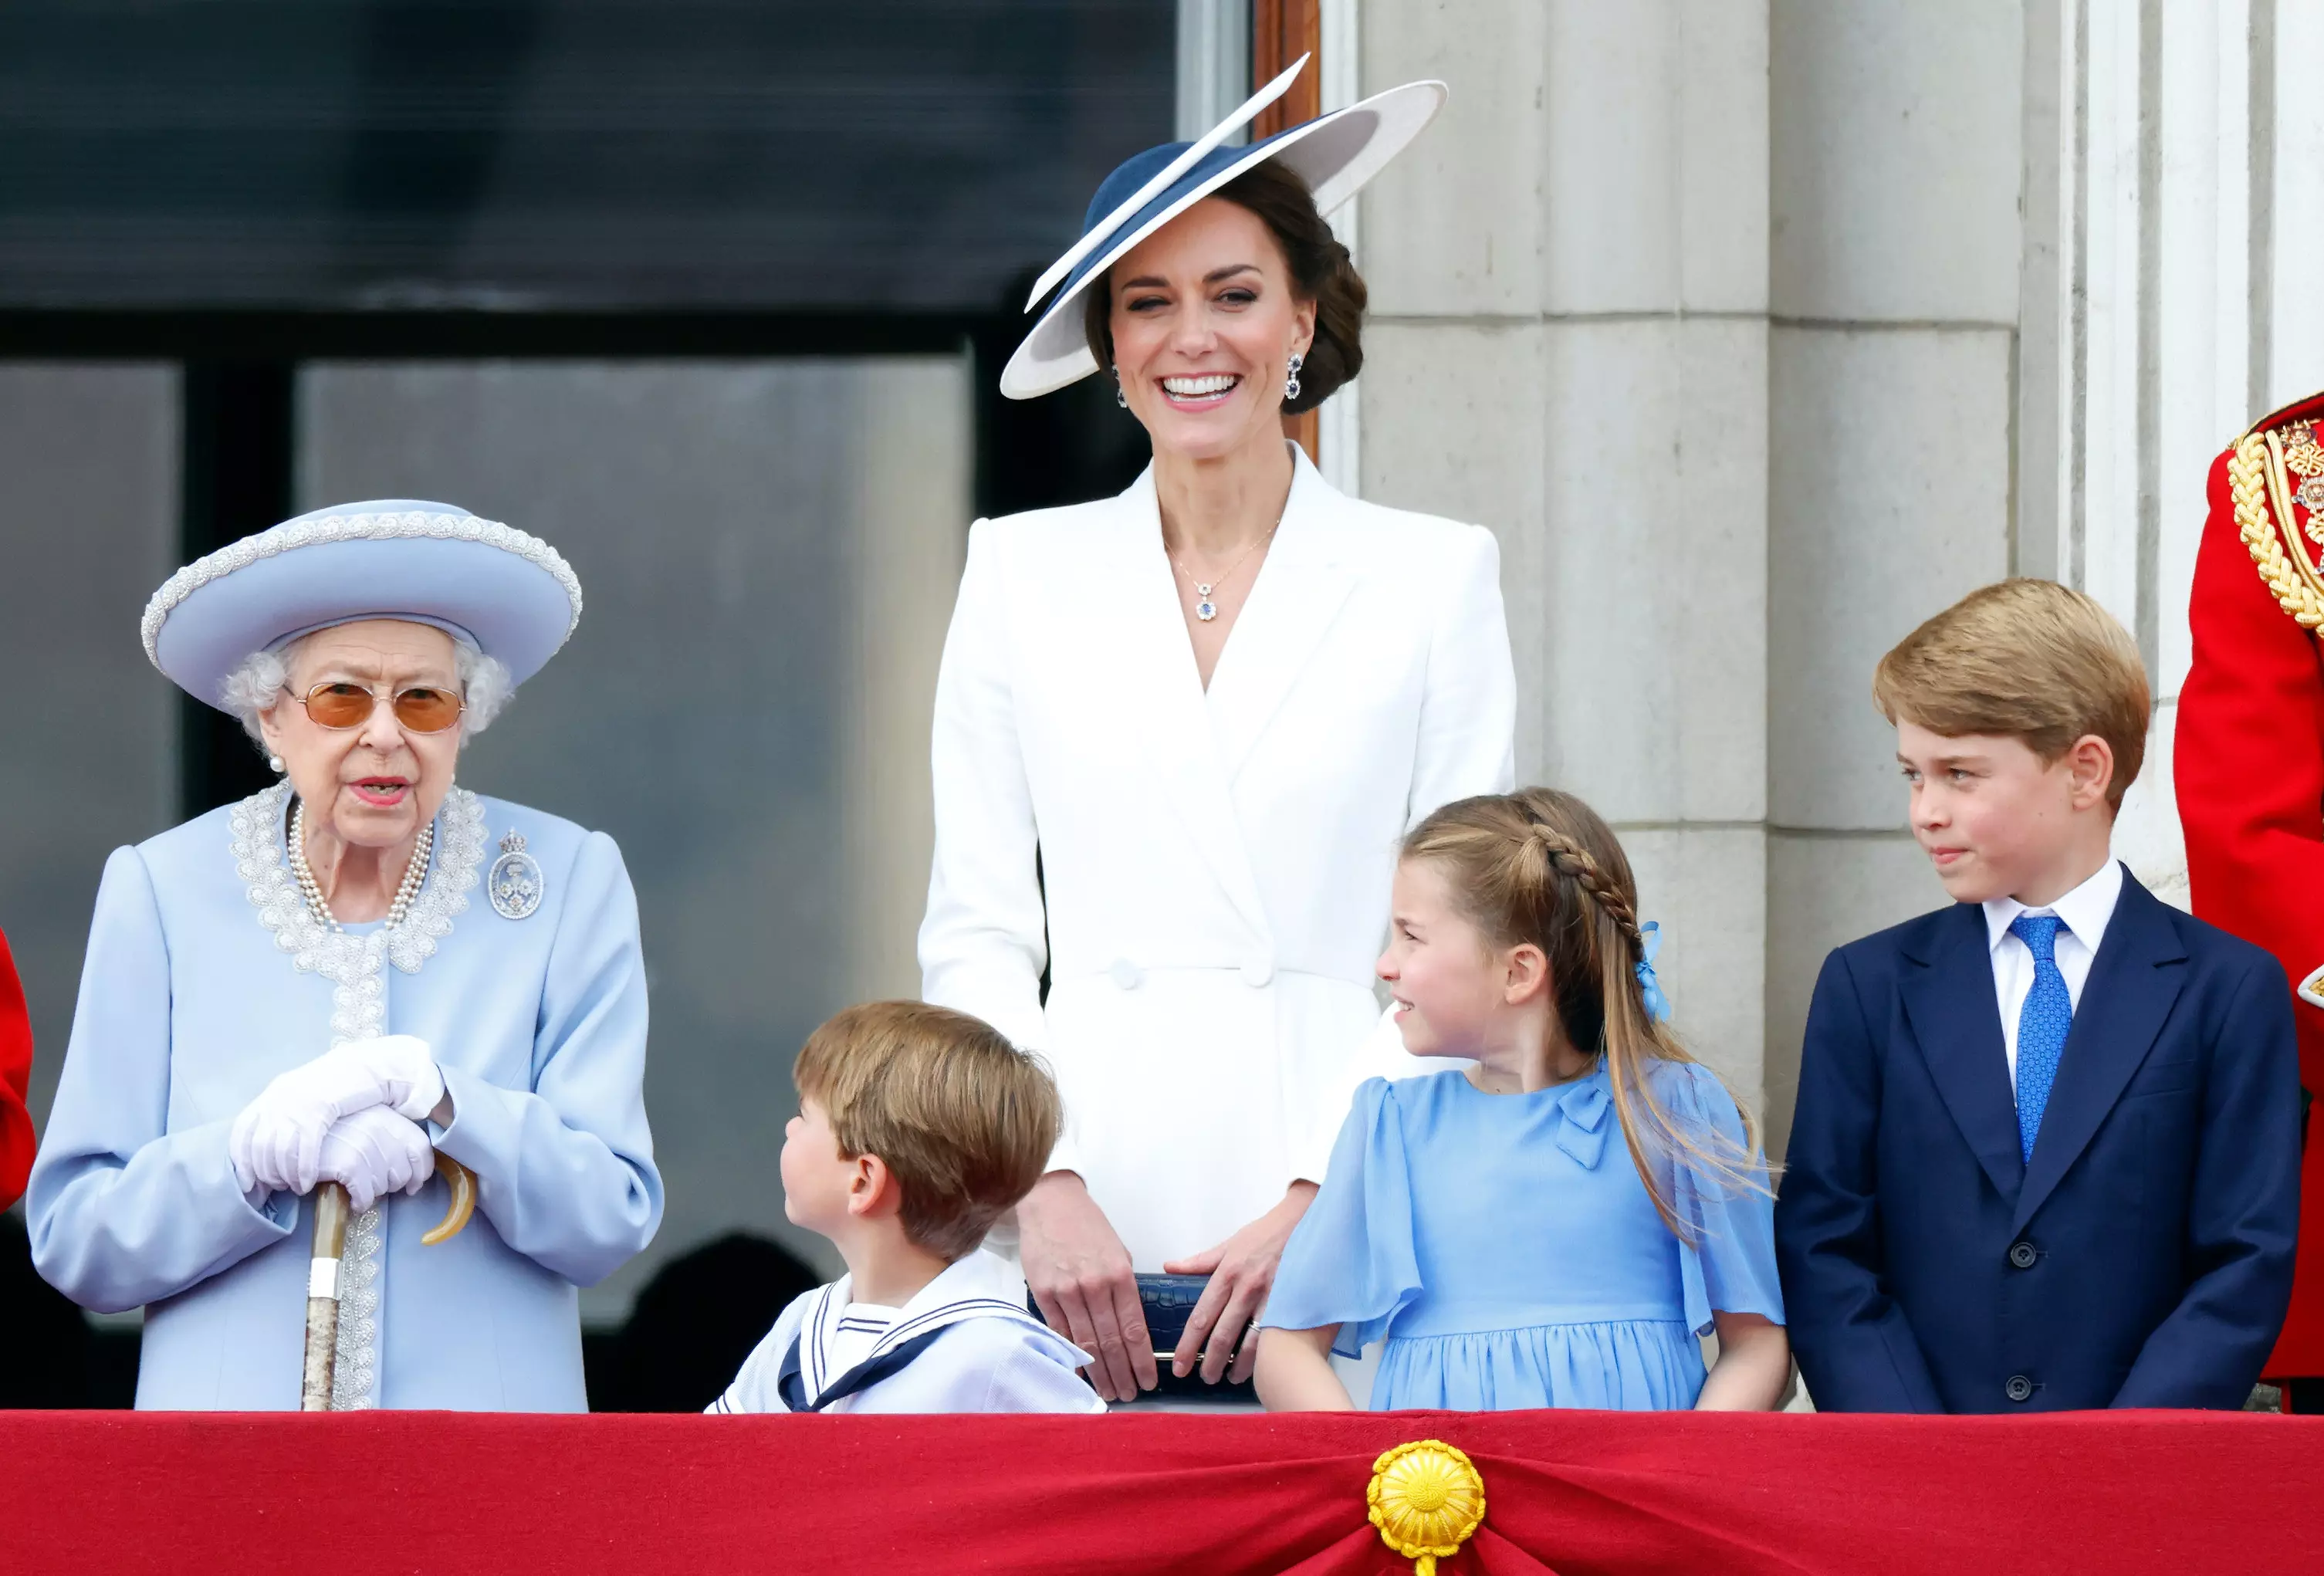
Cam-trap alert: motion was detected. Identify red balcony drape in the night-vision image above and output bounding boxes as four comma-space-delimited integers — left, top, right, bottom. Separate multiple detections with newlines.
3, 1407, 2318, 1574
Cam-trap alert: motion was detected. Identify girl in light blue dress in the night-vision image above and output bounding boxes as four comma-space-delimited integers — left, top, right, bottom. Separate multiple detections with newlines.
1254, 787, 1788, 1412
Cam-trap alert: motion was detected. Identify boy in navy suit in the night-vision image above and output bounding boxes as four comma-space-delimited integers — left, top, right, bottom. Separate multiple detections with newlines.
1775, 579, 2300, 1411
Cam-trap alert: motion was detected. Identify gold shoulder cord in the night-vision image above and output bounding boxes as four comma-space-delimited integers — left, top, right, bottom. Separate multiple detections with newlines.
2233, 429, 2324, 638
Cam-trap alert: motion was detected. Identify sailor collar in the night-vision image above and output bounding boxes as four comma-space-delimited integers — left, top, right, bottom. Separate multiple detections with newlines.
787, 1253, 1051, 1411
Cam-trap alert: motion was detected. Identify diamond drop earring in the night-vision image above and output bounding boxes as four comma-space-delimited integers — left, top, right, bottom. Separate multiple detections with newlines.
1284, 351, 1304, 404
1115, 370, 1128, 408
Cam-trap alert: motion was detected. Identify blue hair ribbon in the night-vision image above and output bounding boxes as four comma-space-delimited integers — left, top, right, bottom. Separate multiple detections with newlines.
1634, 920, 1671, 1023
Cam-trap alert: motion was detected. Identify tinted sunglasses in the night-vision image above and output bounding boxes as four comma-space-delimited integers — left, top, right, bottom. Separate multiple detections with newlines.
286, 681, 465, 733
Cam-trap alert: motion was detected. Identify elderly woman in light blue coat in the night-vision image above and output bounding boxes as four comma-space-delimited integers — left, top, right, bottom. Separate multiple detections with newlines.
27, 502, 661, 1410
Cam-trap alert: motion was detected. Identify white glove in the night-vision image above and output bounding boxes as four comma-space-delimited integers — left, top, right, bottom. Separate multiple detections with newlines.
228, 1035, 444, 1196
332, 1034, 448, 1123
315, 1106, 435, 1215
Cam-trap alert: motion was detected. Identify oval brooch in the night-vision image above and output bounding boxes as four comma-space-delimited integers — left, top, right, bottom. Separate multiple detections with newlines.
489, 829, 545, 920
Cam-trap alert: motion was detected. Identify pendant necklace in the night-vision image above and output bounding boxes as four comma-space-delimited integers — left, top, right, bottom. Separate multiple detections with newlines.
1168, 516, 1280, 622
289, 798, 434, 933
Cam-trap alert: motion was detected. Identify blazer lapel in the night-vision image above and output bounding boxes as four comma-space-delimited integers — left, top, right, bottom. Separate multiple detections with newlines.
2012, 871, 2188, 1233
1897, 904, 2025, 1203
1206, 447, 1358, 783
1100, 470, 1274, 943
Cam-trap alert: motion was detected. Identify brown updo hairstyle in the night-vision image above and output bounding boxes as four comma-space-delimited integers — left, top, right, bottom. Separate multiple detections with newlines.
1401, 788, 1771, 1242
1082, 159, 1367, 415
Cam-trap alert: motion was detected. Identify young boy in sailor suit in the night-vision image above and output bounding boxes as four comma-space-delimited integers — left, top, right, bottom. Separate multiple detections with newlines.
710, 1002, 1102, 1414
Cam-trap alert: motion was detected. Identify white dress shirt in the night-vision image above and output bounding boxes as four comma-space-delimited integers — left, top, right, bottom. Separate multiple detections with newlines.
1982, 858, 2125, 1093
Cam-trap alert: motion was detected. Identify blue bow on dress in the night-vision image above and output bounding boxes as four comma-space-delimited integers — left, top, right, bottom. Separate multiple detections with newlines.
1635, 920, 1671, 1024
1553, 1078, 1611, 1169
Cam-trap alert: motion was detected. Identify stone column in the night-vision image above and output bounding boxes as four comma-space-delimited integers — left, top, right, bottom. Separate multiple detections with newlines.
1761, 2, 2025, 1153
1355, 0, 1774, 1111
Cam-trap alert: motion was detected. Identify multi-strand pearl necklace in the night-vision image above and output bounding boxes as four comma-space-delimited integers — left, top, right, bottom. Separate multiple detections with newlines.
289, 799, 433, 933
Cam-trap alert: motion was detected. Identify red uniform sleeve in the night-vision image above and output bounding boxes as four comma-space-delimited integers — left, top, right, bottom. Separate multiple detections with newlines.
2178, 444, 2324, 1091
0, 925, 32, 1210
2176, 432, 2324, 1377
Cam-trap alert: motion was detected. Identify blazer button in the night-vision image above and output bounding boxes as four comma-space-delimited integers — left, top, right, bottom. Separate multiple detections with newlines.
2004, 1375, 2035, 1403
2008, 1241, 2038, 1270
1108, 958, 1144, 990
1240, 954, 1275, 988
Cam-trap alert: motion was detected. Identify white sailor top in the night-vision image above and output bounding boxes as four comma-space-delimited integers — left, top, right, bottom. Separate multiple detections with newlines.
709, 1251, 1104, 1415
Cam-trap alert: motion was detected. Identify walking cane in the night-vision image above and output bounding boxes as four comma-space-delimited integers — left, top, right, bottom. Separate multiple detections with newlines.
300, 1153, 477, 1410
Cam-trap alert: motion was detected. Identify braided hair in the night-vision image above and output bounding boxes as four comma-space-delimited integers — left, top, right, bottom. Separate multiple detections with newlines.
1401, 788, 1768, 1240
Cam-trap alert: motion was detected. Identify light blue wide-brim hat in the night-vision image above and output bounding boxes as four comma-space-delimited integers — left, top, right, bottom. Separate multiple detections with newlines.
142, 500, 584, 712
999, 55, 1446, 401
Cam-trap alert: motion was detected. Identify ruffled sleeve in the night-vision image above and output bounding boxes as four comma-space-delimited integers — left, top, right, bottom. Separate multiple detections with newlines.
1257, 1077, 1421, 1358
1655, 1061, 1785, 1338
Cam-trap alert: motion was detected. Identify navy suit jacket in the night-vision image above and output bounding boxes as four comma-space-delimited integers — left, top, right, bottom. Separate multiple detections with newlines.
1774, 868, 2301, 1412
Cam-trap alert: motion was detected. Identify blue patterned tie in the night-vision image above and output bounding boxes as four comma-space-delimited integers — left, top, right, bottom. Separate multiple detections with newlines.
2009, 914, 2072, 1162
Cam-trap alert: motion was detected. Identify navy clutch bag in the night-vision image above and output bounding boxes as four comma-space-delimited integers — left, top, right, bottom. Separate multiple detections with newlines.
1132, 1273, 1211, 1359
1029, 1272, 1258, 1403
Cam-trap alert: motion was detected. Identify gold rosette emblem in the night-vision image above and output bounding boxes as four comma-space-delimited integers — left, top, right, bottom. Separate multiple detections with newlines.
1367, 1439, 1487, 1575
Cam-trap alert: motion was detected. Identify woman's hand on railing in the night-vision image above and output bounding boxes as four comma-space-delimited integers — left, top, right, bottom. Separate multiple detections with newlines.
1163, 1179, 1318, 1385
1019, 1170, 1154, 1402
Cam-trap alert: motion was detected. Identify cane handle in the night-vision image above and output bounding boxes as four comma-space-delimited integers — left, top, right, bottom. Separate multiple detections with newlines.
423, 1152, 476, 1246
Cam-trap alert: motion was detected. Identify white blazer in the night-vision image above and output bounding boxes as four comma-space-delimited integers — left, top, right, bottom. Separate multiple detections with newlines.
920, 445, 1515, 1268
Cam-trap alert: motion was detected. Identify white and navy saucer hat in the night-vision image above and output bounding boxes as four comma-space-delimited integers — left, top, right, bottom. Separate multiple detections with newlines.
141, 500, 584, 710
1000, 55, 1446, 401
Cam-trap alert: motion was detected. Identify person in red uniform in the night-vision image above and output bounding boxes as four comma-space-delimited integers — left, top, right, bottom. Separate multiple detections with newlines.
2177, 390, 2324, 1408
0, 925, 32, 1209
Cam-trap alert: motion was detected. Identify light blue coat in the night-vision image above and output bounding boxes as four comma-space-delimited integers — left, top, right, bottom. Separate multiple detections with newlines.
26, 783, 662, 1411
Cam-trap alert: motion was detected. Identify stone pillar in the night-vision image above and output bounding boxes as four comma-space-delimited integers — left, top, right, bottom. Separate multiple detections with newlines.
1355, 0, 1774, 1111
1761, 2, 2025, 1152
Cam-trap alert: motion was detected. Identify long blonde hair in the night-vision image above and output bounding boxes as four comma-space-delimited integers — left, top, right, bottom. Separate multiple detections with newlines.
1402, 787, 1768, 1240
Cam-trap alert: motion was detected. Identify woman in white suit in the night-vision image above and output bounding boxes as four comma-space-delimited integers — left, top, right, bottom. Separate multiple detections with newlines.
921, 60, 1514, 1402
